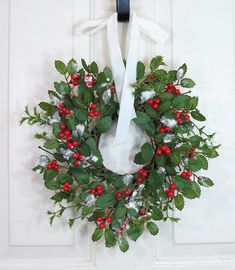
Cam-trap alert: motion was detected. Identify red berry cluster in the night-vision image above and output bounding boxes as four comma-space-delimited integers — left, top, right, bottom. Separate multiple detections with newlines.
155, 144, 172, 156
72, 152, 84, 167
58, 103, 70, 116
136, 169, 148, 184
147, 97, 161, 109
96, 215, 112, 230
165, 182, 177, 198
166, 82, 181, 95
89, 184, 104, 196
63, 181, 71, 192
116, 188, 131, 199
160, 126, 171, 133
58, 124, 79, 150
70, 73, 81, 86
181, 171, 193, 183
46, 159, 59, 171
149, 73, 156, 79
175, 111, 190, 124
188, 146, 197, 159
88, 103, 100, 118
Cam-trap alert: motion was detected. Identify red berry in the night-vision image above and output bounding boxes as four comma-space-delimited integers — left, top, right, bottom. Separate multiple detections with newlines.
72, 141, 78, 147
58, 132, 65, 139
67, 143, 73, 149
90, 103, 97, 110
71, 73, 81, 80
58, 103, 65, 109
78, 154, 84, 160
165, 127, 171, 132
149, 73, 156, 79
53, 165, 59, 171
66, 135, 72, 142
137, 177, 143, 184
175, 89, 181, 95
152, 103, 159, 109
122, 223, 127, 229
111, 87, 116, 94
184, 114, 190, 120
59, 123, 66, 130
176, 118, 183, 124
96, 216, 103, 223
123, 188, 130, 196
106, 216, 112, 223
63, 182, 70, 192
51, 159, 57, 165
168, 191, 174, 198
74, 160, 80, 167
94, 111, 100, 117
141, 170, 148, 177
90, 188, 96, 194
147, 99, 154, 105
155, 98, 161, 104
161, 145, 167, 151
97, 189, 103, 196
181, 172, 187, 178
187, 171, 192, 177
99, 223, 105, 229
160, 127, 165, 133
72, 80, 79, 86
64, 130, 70, 136
72, 153, 79, 159
47, 164, 52, 169
165, 148, 171, 155
156, 149, 163, 155
170, 183, 177, 191
139, 209, 146, 216
165, 188, 170, 193
138, 169, 144, 175
88, 111, 95, 117
175, 111, 181, 118
96, 185, 103, 191
116, 192, 122, 199
192, 146, 197, 151
64, 109, 70, 115
168, 82, 173, 88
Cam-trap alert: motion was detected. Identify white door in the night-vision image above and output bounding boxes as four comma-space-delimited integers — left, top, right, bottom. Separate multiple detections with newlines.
0, 0, 235, 269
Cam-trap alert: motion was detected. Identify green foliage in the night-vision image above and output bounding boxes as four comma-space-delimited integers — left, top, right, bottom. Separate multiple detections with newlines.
20, 56, 219, 252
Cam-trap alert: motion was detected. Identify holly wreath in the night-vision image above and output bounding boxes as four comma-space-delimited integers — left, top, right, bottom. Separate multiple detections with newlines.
20, 56, 219, 252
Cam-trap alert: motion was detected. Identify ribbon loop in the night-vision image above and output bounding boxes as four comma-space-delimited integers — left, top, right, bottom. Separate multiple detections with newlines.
74, 11, 169, 144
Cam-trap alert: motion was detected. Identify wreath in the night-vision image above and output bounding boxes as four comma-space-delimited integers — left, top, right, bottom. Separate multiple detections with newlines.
20, 56, 219, 252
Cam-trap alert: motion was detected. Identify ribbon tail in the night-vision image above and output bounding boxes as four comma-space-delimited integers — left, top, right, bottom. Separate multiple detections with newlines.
114, 11, 139, 145
73, 18, 108, 36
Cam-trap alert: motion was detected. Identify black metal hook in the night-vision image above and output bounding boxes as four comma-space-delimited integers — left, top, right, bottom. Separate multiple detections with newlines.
116, 0, 130, 22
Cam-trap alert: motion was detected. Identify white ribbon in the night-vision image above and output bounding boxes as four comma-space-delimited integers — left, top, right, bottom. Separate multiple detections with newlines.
74, 11, 169, 144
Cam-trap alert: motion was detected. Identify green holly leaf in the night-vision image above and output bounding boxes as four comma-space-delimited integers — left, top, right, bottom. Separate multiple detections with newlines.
55, 60, 67, 75
169, 151, 181, 165
189, 135, 202, 147
105, 229, 116, 247
172, 95, 190, 109
96, 116, 112, 133
150, 56, 165, 71
103, 67, 112, 81
174, 175, 189, 189
140, 143, 154, 163
151, 206, 163, 220
51, 192, 64, 202
158, 100, 171, 112
67, 59, 77, 75
134, 111, 151, 125
45, 180, 60, 190
137, 61, 145, 80
38, 102, 56, 115
147, 222, 159, 236
127, 221, 144, 241
202, 147, 219, 158
52, 123, 61, 137
191, 110, 206, 121
81, 58, 90, 72
148, 171, 164, 189
44, 139, 60, 149
158, 92, 174, 101
188, 158, 202, 171
54, 81, 71, 95
174, 194, 184, 210
96, 194, 115, 208
114, 203, 127, 219
198, 177, 214, 187
180, 78, 195, 88
43, 169, 58, 181
128, 208, 139, 218
92, 228, 103, 241
118, 238, 129, 252
197, 155, 208, 170
81, 205, 94, 219
90, 61, 98, 75
182, 182, 201, 199
186, 96, 198, 110
177, 63, 187, 79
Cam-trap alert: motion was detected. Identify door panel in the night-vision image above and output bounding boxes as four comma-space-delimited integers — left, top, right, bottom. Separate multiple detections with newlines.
0, 0, 234, 269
